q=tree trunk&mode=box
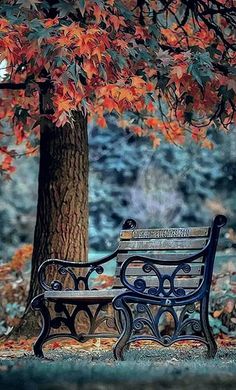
[15,104,89,336]
[30,109,88,295]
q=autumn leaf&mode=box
[150,133,161,148]
[43,18,60,29]
[14,123,25,144]
[54,98,72,113]
[146,117,160,128]
[91,4,103,24]
[51,341,62,349]
[82,59,97,79]
[146,101,155,112]
[10,244,33,271]
[131,76,146,88]
[0,19,9,32]
[202,139,214,149]
[1,155,16,173]
[97,116,107,128]
[109,15,126,31]
[131,125,143,136]
[54,111,70,127]
[0,0,235,173]
[103,97,118,113]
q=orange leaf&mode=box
[83,59,97,79]
[147,102,155,112]
[146,82,154,92]
[54,112,69,127]
[131,126,143,136]
[97,116,107,128]
[51,341,62,350]
[131,76,146,88]
[146,117,159,128]
[1,155,16,172]
[43,17,59,28]
[10,244,33,271]
[202,139,214,149]
[103,97,118,113]
[109,15,126,31]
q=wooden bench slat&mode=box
[115,265,203,277]
[114,277,202,289]
[118,239,206,251]
[117,253,204,263]
[120,227,209,240]
[45,289,126,301]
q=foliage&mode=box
[89,119,236,251]
[0,156,38,261]
[209,264,236,337]
[189,268,236,338]
[0,0,235,173]
[0,244,31,334]
[10,243,32,271]
[1,119,235,259]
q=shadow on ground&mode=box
[1,346,236,389]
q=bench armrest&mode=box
[118,252,207,302]
[118,215,227,303]
[38,250,118,291]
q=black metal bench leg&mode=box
[114,310,131,353]
[31,294,51,358]
[113,298,132,361]
[200,296,217,358]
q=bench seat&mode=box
[44,289,126,301]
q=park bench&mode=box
[32,215,226,359]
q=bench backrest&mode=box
[38,215,226,297]
[113,215,226,301]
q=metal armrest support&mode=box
[38,249,118,291]
[118,215,227,305]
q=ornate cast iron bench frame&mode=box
[31,215,226,359]
[113,215,227,360]
[31,219,135,358]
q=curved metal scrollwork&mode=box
[120,259,202,303]
[45,301,118,344]
[116,299,203,348]
[38,251,118,291]
[118,215,227,307]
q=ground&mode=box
[0,338,236,389]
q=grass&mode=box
[1,346,236,389]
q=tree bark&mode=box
[30,110,88,297]
[15,98,89,336]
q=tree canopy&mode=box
[0,0,235,172]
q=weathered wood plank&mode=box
[120,227,209,240]
[116,253,204,263]
[115,265,203,277]
[118,239,206,251]
[114,277,202,289]
[45,289,126,301]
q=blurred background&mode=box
[0,117,236,337]
[1,117,236,261]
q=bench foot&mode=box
[113,297,132,360]
[33,342,44,358]
[200,297,217,358]
[31,294,51,358]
